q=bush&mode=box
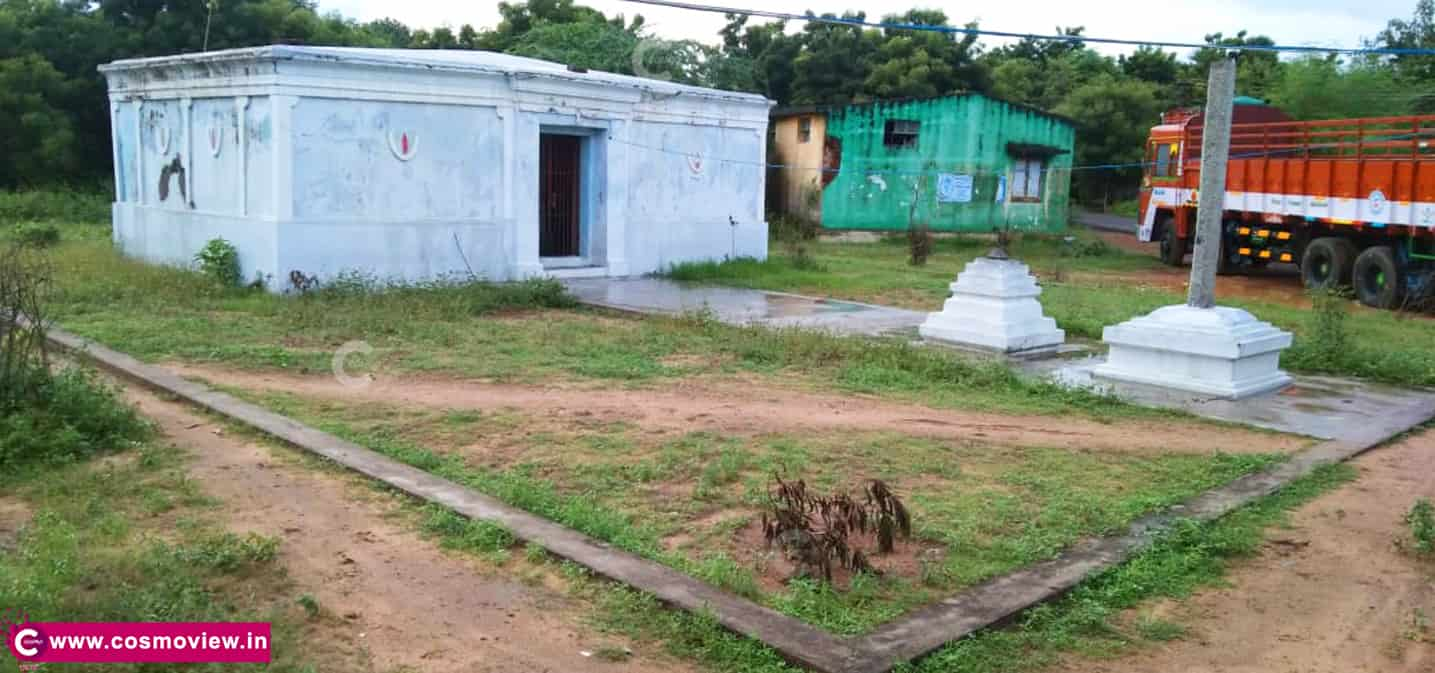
[0,365,151,469]
[0,188,110,223]
[1,244,52,409]
[907,223,933,266]
[0,241,149,469]
[194,238,242,288]
[1408,498,1434,554]
[12,222,60,248]
[770,213,819,242]
[1306,288,1350,370]
[1059,237,1113,258]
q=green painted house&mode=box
[769,95,1075,233]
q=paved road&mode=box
[1074,208,1137,234]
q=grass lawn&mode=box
[668,231,1435,388]
[220,386,1289,635]
[40,223,1156,420]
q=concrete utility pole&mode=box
[1186,55,1236,309]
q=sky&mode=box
[319,0,1418,58]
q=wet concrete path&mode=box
[561,277,927,337]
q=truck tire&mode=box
[1158,214,1185,266]
[1300,237,1357,290]
[1217,219,1244,276]
[1352,245,1404,309]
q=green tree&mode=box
[1268,56,1406,119]
[0,55,79,187]
[510,20,638,74]
[863,10,987,99]
[1182,31,1282,104]
[789,13,879,104]
[1054,74,1164,205]
[1378,0,1435,111]
[719,14,799,103]
[1120,46,1178,86]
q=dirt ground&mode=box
[167,363,1307,457]
[1088,230,1314,308]
[1063,428,1435,673]
[123,385,691,673]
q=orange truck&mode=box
[1138,101,1435,309]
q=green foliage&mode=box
[422,506,518,562]
[0,367,152,469]
[1054,74,1163,201]
[0,54,79,188]
[1059,237,1114,258]
[12,221,60,247]
[0,188,110,222]
[1269,56,1407,120]
[165,532,281,571]
[296,594,320,618]
[195,237,242,288]
[1305,289,1350,369]
[1407,498,1435,553]
[0,241,149,469]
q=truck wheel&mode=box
[1158,214,1185,266]
[1300,237,1357,290]
[1352,245,1404,309]
[1217,219,1244,276]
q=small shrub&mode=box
[1058,237,1112,258]
[194,238,242,288]
[1307,288,1351,369]
[760,476,912,584]
[0,243,53,409]
[0,243,150,469]
[907,223,933,266]
[296,594,321,619]
[770,213,819,242]
[12,223,60,248]
[168,532,280,571]
[1407,498,1434,554]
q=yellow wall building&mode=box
[767,110,827,224]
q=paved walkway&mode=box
[561,277,926,337]
[1074,208,1137,234]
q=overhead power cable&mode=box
[619,0,1435,56]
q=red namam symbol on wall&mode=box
[388,129,418,161]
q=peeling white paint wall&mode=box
[101,46,773,291]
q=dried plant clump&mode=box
[760,476,912,584]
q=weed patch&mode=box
[0,188,109,224]
[1406,498,1434,554]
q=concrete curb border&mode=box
[48,325,1435,673]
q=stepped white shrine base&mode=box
[918,256,1065,354]
[1093,304,1293,399]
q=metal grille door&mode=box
[539,134,581,257]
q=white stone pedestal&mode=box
[1094,305,1292,399]
[919,256,1065,354]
